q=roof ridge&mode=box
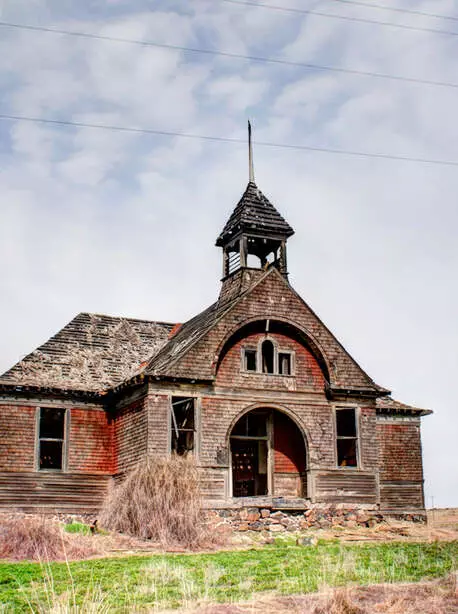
[78,312,175,327]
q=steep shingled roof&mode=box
[216,182,295,246]
[0,313,174,392]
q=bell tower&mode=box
[216,122,295,281]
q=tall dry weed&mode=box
[99,455,215,549]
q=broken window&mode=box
[278,352,292,375]
[39,408,66,470]
[171,397,195,456]
[244,348,257,371]
[336,408,358,467]
[261,340,275,374]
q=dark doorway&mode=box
[230,408,307,498]
[231,439,268,497]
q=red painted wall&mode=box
[0,405,36,471]
[67,408,114,473]
[273,411,306,473]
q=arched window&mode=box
[261,340,274,374]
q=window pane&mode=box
[40,408,65,439]
[336,408,357,437]
[261,340,274,374]
[244,349,257,371]
[231,412,267,437]
[40,440,63,469]
[279,353,291,375]
[337,438,357,467]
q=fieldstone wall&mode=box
[209,506,426,533]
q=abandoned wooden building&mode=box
[0,137,431,518]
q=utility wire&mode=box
[1,113,457,168]
[1,21,458,91]
[219,0,458,37]
[326,0,458,23]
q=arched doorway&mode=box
[230,408,307,498]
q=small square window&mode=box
[278,352,291,375]
[244,349,257,371]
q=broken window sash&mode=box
[336,408,358,467]
[39,407,66,470]
[171,397,195,456]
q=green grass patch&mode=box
[64,522,92,535]
[0,541,457,612]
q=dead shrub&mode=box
[0,515,98,561]
[313,589,363,614]
[99,455,216,549]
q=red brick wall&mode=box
[216,332,325,392]
[377,420,423,482]
[67,408,114,473]
[0,405,36,471]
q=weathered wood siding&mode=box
[0,472,110,514]
[377,418,425,510]
[314,470,377,504]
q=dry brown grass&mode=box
[99,455,219,550]
[191,575,458,613]
[0,515,99,561]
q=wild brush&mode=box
[0,515,97,562]
[99,454,218,549]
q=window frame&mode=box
[334,406,360,469]
[169,396,199,458]
[35,406,68,472]
[240,337,295,377]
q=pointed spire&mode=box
[248,120,255,184]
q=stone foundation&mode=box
[209,506,426,533]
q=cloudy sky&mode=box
[1,0,457,506]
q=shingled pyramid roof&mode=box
[216,182,295,246]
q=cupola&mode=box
[216,122,295,279]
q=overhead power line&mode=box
[1,113,457,168]
[219,0,458,37]
[326,0,458,23]
[1,21,458,91]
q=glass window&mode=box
[171,397,195,456]
[244,349,257,371]
[39,408,66,470]
[231,411,268,437]
[336,408,358,467]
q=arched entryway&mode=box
[230,408,307,498]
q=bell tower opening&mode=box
[216,121,295,281]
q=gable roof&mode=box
[146,267,387,394]
[216,182,295,246]
[0,313,174,392]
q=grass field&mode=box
[0,539,457,612]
